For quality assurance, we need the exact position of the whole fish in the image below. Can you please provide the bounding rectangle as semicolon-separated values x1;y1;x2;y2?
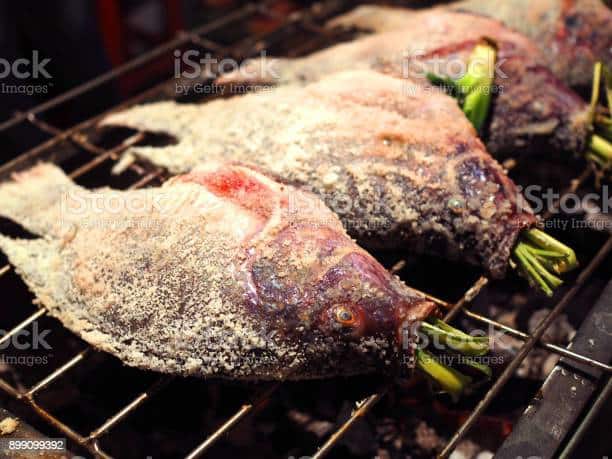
0;162;439;380
102;70;537;280
216;8;595;158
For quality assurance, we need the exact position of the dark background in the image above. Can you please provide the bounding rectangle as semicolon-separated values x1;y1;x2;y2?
0;0;317;161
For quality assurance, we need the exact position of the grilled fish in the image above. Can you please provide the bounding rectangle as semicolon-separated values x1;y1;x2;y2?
216;9;591;157
102;70;536;279
327;2;611;89
0;162;437;379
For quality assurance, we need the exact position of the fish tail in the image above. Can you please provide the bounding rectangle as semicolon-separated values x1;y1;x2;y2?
0;234;62;309
0;163;77;238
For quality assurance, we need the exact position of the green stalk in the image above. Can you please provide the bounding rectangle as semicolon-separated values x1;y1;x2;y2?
425;72;461;99
513;245;554;296
461;356;492;379
587;62;602;125
426;41;496;132
415;348;472;402
589;134;612;165
420;322;489;356
522;228;578;273
587;63;612;168
603;65;612;113
457;43;496;131
414;319;491;401
516;245;563;296
431;318;473;337
512;229;578;296
463;87;492;133
596;116;612;142
455;43;496;94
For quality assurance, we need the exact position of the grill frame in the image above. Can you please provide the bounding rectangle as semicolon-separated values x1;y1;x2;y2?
0;2;610;458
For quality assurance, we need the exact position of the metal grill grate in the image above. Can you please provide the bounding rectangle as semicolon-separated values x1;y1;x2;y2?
0;2;610;458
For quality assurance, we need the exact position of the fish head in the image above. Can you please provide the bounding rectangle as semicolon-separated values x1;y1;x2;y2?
313;250;437;367
248;222;436;377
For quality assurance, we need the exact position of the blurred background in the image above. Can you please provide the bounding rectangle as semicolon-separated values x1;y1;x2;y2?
0;0;314;160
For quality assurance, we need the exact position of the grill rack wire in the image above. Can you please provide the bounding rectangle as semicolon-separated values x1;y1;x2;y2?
0;2;610;458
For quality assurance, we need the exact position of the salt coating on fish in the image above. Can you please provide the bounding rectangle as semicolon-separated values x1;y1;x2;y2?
102;70;536;278
0;162;436;379
215;8;591;157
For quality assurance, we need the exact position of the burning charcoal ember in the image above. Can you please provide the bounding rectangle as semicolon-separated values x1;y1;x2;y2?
510;292;529;308
369;405;508;459
373;416;444;458
459;301;562;380
516;349;559;380
527;309;576;343
450;439;492;459
493;308;575;380
0;162;488;393
217;7;612;163
414;420;444;452
0;417;19;435
287;410;334;438
376;417;398;443
336;401;377;455
102;70;577;295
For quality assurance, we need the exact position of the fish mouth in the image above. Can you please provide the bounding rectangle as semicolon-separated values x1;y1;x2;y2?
396;319;420;376
393;300;438;376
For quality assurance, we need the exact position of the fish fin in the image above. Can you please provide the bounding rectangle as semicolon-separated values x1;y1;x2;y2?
99;100;189;140
115;145;197;175
0;235;64;311
0;235;114;351
0;163;78;238
101;101;200;175
325;5;400;32
213;57;284;88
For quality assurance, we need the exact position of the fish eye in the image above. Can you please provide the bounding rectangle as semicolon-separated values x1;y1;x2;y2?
334;306;356;326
